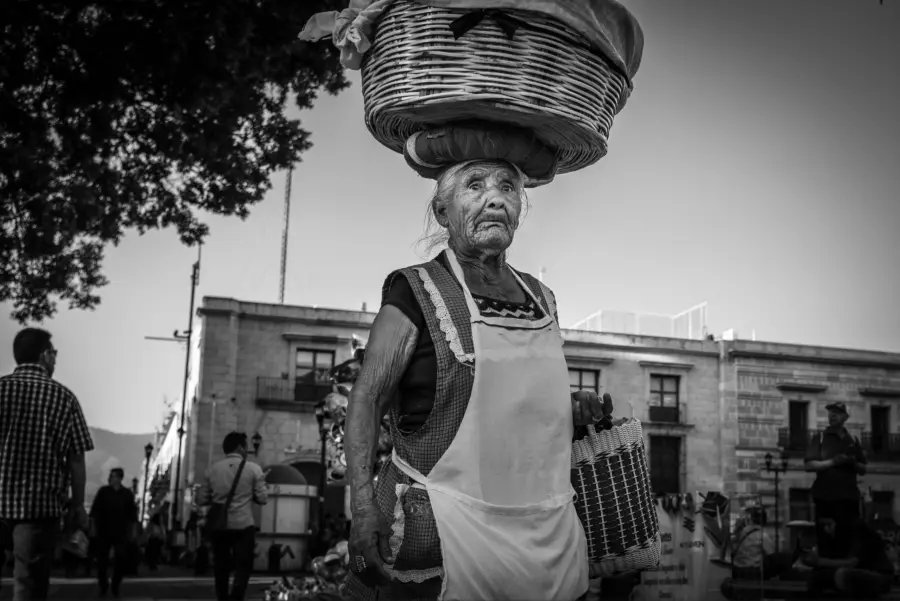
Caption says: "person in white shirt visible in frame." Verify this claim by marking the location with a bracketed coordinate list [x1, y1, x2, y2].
[199, 432, 268, 601]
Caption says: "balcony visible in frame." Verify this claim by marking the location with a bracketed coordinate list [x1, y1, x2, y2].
[649, 405, 680, 423]
[256, 376, 330, 412]
[778, 428, 815, 456]
[778, 429, 900, 462]
[860, 432, 900, 462]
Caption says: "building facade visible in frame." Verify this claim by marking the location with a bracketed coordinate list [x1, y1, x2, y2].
[182, 297, 900, 546]
[729, 340, 900, 543]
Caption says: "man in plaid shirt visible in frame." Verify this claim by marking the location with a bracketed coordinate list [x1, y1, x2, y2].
[0, 328, 94, 600]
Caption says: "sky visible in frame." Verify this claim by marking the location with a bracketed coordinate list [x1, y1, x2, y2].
[1, 0, 899, 434]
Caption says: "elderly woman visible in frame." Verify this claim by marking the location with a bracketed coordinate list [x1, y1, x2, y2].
[342, 159, 613, 601]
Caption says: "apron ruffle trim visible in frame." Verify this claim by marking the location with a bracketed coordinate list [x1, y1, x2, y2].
[415, 267, 476, 367]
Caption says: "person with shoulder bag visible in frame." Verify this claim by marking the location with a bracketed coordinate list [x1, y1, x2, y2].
[198, 432, 269, 601]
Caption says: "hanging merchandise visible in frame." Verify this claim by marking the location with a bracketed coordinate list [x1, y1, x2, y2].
[300, 0, 643, 186]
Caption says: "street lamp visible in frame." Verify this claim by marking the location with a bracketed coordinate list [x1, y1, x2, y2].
[314, 401, 328, 553]
[252, 432, 263, 456]
[142, 442, 154, 524]
[764, 451, 790, 552]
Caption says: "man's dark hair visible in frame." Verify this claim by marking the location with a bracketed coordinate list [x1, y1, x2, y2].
[223, 431, 247, 454]
[12, 328, 53, 364]
[109, 467, 124, 479]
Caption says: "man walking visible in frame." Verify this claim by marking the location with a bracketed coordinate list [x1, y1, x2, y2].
[90, 467, 138, 597]
[0, 328, 94, 600]
[199, 432, 268, 601]
[804, 402, 867, 558]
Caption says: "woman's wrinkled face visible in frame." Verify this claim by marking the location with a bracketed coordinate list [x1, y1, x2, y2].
[437, 162, 523, 256]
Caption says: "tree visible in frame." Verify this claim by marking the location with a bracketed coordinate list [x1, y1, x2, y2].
[0, 0, 349, 323]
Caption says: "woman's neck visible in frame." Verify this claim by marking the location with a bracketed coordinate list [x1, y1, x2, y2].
[451, 246, 507, 285]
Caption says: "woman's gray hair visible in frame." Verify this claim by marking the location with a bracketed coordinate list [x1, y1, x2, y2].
[416, 160, 529, 258]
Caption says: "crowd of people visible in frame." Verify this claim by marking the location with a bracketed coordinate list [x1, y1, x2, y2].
[0, 328, 274, 601]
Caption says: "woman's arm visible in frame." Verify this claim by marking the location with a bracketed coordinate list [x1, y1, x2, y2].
[345, 305, 419, 516]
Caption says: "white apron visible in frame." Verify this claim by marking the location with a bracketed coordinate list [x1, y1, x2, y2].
[391, 249, 589, 601]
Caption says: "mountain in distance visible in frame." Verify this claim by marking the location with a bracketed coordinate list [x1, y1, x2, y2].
[85, 426, 156, 506]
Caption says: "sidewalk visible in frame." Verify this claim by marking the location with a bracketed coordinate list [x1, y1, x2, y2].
[0, 564, 278, 600]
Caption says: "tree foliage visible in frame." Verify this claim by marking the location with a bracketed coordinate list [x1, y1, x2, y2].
[0, 0, 349, 323]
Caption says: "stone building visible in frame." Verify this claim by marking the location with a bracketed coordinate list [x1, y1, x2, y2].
[729, 340, 900, 544]
[180, 297, 900, 548]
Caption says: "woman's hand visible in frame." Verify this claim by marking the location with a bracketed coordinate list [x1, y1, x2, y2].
[348, 504, 393, 586]
[572, 391, 614, 426]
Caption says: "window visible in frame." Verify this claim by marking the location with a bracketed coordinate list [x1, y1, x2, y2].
[649, 436, 681, 494]
[871, 490, 895, 521]
[295, 349, 335, 404]
[569, 369, 600, 394]
[787, 401, 809, 451]
[649, 375, 680, 423]
[789, 488, 813, 522]
[871, 406, 890, 452]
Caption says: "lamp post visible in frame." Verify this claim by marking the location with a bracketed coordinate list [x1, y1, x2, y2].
[314, 401, 328, 552]
[252, 432, 263, 456]
[764, 451, 789, 552]
[142, 442, 154, 525]
[172, 248, 201, 530]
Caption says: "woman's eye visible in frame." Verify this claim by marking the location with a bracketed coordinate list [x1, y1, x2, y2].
[468, 181, 483, 191]
[501, 184, 514, 193]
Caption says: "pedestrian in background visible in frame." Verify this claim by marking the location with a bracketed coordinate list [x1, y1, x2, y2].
[90, 467, 138, 597]
[804, 402, 867, 559]
[145, 513, 166, 571]
[198, 431, 268, 601]
[0, 328, 94, 601]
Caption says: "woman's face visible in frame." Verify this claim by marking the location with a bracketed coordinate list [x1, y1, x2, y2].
[437, 161, 523, 257]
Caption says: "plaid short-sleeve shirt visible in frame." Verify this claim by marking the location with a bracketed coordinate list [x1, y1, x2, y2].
[0, 364, 94, 519]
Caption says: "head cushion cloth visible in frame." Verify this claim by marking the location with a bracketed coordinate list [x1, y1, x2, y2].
[404, 122, 558, 186]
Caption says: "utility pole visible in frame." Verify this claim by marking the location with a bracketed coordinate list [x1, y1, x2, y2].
[279, 166, 293, 304]
[171, 245, 201, 531]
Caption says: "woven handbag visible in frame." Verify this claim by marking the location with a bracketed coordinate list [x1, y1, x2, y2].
[361, 0, 631, 176]
[571, 419, 660, 577]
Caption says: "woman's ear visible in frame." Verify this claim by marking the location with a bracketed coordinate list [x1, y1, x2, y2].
[433, 201, 449, 227]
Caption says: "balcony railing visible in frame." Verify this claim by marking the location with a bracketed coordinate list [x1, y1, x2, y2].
[256, 376, 331, 408]
[648, 405, 680, 423]
[778, 428, 900, 462]
[860, 432, 900, 461]
[778, 428, 815, 455]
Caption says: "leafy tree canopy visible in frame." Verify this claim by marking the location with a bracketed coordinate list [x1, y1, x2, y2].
[0, 0, 348, 323]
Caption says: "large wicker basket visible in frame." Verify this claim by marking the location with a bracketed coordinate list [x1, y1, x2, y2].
[361, 0, 630, 175]
[571, 419, 661, 577]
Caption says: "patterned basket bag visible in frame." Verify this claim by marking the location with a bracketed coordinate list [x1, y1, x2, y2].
[571, 418, 661, 577]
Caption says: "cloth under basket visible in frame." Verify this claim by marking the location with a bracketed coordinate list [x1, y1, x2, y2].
[571, 419, 661, 577]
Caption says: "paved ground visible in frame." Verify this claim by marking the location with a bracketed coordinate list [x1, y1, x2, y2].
[0, 566, 279, 600]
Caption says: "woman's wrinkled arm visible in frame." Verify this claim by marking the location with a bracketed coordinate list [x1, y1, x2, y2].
[346, 305, 419, 516]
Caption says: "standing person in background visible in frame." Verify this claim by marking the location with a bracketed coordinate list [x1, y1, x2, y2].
[145, 514, 166, 571]
[804, 402, 867, 559]
[90, 467, 138, 597]
[0, 328, 94, 601]
[198, 432, 268, 601]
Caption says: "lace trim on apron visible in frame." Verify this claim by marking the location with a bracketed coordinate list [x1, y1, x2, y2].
[415, 267, 475, 367]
